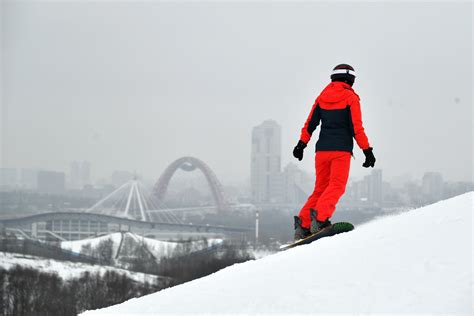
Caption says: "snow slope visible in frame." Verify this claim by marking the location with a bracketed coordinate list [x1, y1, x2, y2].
[0, 252, 159, 284]
[82, 193, 473, 315]
[61, 232, 223, 261]
[61, 232, 124, 255]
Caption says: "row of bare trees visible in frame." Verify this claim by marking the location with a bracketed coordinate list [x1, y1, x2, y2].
[0, 265, 160, 316]
[0, 238, 254, 315]
[158, 240, 253, 285]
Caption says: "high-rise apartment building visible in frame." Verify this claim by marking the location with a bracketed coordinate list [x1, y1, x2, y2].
[20, 168, 39, 189]
[422, 172, 444, 202]
[251, 120, 282, 203]
[282, 163, 312, 204]
[368, 169, 383, 206]
[346, 169, 383, 206]
[0, 168, 18, 190]
[70, 161, 92, 189]
[81, 161, 91, 186]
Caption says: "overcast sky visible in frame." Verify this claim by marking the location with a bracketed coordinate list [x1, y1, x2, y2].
[1, 1, 472, 185]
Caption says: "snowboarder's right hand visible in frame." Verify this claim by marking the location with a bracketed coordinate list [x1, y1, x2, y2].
[293, 140, 307, 161]
[362, 147, 376, 168]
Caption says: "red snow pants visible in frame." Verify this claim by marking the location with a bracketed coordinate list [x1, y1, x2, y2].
[298, 151, 351, 228]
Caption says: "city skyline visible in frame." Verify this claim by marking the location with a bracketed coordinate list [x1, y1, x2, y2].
[0, 159, 471, 191]
[1, 159, 471, 209]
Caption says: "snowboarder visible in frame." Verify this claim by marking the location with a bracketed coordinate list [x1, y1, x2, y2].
[292, 64, 376, 241]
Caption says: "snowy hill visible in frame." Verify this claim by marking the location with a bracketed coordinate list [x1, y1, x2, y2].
[82, 193, 473, 315]
[61, 232, 223, 263]
[0, 252, 160, 284]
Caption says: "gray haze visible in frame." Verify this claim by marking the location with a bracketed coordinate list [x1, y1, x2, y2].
[1, 1, 472, 184]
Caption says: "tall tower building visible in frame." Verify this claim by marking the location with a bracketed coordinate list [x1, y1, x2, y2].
[368, 169, 383, 206]
[80, 161, 91, 186]
[422, 172, 444, 202]
[70, 161, 80, 189]
[69, 161, 92, 189]
[251, 120, 282, 203]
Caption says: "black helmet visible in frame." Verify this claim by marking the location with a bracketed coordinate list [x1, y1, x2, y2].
[330, 64, 356, 86]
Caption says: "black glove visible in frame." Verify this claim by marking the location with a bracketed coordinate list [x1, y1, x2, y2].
[362, 147, 376, 168]
[292, 140, 307, 161]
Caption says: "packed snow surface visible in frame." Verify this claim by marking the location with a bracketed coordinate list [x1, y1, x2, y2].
[83, 193, 473, 315]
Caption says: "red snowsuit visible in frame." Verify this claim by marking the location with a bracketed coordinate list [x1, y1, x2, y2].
[298, 81, 370, 228]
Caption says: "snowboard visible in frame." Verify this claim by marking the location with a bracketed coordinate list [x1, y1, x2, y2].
[279, 222, 354, 251]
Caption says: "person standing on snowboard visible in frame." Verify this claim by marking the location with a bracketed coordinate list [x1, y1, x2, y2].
[292, 64, 376, 240]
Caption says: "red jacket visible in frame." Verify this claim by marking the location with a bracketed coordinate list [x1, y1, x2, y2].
[300, 81, 370, 152]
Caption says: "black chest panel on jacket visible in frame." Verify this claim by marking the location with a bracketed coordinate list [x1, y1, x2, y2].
[315, 106, 354, 153]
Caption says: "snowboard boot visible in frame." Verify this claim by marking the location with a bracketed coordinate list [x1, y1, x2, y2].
[310, 209, 332, 234]
[294, 216, 311, 241]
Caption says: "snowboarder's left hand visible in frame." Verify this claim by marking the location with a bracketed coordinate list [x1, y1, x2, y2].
[362, 147, 376, 168]
[293, 140, 307, 161]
